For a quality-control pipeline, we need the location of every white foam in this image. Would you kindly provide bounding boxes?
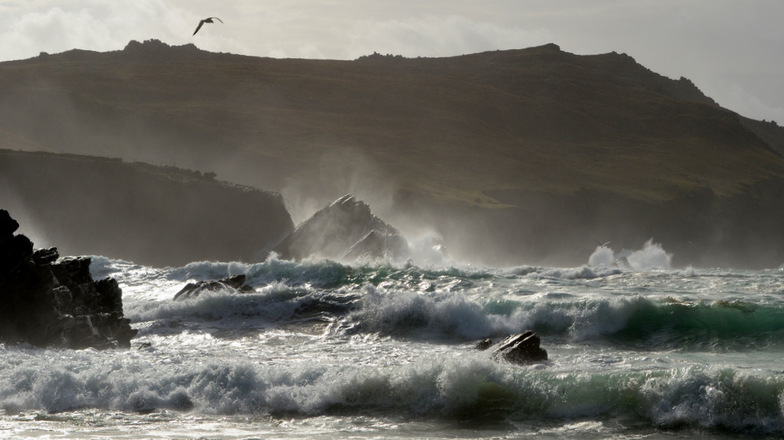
[588,246,615,268]
[353,286,495,340]
[4,345,782,434]
[626,239,672,270]
[588,239,672,270]
[3,254,779,438]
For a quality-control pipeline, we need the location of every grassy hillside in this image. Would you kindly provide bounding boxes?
[2,40,783,267]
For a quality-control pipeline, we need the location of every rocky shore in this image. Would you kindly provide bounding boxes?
[0,209,136,349]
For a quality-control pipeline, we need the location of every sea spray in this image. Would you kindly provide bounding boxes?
[626,239,672,270]
[588,239,671,270]
[30,254,779,438]
[351,286,497,340]
[588,245,615,268]
[108,259,784,350]
[4,347,784,434]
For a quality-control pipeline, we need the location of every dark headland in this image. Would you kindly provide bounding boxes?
[1,39,784,268]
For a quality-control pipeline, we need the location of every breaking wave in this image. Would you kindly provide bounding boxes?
[2,348,783,434]
[346,289,784,349]
[5,250,784,437]
[94,254,784,351]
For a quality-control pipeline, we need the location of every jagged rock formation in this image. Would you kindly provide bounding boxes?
[173,274,252,301]
[492,331,548,364]
[121,39,202,60]
[475,331,548,364]
[0,209,136,349]
[276,195,409,261]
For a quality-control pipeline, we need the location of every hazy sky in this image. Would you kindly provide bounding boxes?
[1,0,782,123]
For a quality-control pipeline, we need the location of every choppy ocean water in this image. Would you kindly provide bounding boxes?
[2,244,784,439]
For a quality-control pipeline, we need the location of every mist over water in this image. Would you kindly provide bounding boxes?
[281,149,400,225]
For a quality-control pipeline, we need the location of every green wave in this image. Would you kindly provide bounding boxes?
[613,299,784,349]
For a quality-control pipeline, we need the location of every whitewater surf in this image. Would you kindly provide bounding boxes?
[2,244,784,439]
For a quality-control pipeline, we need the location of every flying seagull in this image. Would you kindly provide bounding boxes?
[193,17,223,36]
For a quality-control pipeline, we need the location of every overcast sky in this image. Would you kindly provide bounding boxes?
[1,0,782,123]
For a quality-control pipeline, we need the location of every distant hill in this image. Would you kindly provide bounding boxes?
[1,39,783,268]
[0,149,293,267]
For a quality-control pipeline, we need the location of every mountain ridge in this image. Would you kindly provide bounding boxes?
[1,40,783,267]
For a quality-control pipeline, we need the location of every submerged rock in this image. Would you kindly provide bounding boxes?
[275,194,409,262]
[476,331,548,364]
[0,209,137,349]
[173,274,252,301]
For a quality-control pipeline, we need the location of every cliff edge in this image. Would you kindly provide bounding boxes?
[0,150,294,267]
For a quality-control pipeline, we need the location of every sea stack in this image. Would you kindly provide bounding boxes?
[275,194,409,262]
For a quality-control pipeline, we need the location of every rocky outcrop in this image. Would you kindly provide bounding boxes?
[476,331,548,364]
[173,274,252,301]
[275,195,409,262]
[0,209,136,349]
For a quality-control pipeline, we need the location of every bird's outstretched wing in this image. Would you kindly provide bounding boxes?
[193,20,205,35]
[193,17,223,35]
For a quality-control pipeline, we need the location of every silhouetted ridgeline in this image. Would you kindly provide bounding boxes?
[0,150,293,267]
[2,40,784,267]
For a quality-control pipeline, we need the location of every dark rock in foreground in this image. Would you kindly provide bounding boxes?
[275,194,409,262]
[173,274,252,301]
[0,209,136,349]
[476,331,548,364]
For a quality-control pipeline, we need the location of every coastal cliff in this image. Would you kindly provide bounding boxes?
[2,40,784,267]
[0,149,293,267]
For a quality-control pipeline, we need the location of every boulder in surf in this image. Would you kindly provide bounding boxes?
[476,331,548,364]
[173,274,252,301]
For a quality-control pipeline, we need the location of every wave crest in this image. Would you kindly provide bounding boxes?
[3,351,784,434]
